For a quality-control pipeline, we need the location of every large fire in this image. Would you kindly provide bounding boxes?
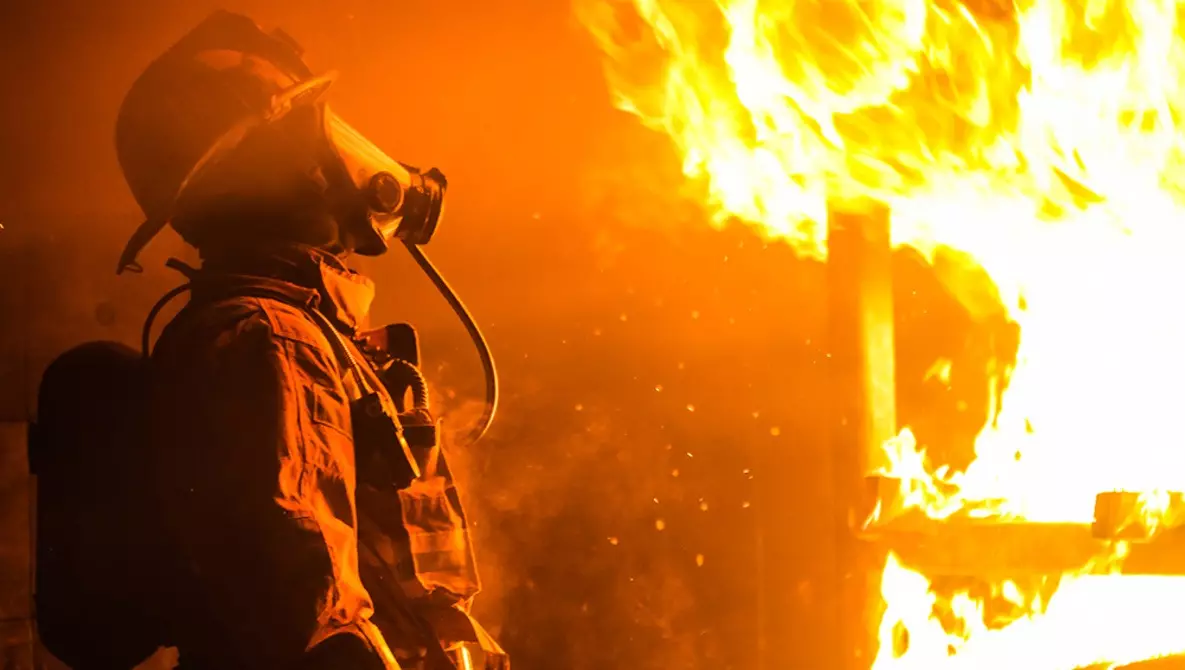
[578,0,1185,667]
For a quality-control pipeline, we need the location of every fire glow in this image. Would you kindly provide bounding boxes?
[579,0,1185,666]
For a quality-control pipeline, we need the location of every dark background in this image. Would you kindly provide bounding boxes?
[0,1,1005,668]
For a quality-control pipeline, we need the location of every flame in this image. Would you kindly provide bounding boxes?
[875,550,1185,668]
[579,0,1185,666]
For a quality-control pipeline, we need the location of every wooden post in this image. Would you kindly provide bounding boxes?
[827,199,896,670]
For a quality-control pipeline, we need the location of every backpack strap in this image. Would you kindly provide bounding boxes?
[141,282,195,359]
[141,257,375,396]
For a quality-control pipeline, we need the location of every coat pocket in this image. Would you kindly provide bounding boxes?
[397,475,482,601]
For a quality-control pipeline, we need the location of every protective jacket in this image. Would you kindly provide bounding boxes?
[146,244,504,669]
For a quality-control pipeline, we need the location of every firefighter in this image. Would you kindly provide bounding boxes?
[112,11,505,670]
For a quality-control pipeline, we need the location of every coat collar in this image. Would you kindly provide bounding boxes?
[191,244,375,334]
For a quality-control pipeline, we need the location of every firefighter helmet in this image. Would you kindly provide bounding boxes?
[114,11,446,274]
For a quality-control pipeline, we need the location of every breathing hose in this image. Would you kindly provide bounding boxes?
[402,241,499,445]
[387,357,430,410]
[141,282,193,358]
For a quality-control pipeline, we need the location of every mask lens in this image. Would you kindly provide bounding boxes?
[367,172,403,214]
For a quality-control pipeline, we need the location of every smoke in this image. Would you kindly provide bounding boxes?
[380,217,829,669]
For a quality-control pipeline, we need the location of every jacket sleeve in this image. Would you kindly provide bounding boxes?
[163,301,386,667]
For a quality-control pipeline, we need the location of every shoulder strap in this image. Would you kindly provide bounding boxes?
[141,282,196,358]
[141,267,375,396]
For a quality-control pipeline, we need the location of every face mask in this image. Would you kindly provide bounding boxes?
[322,109,447,256]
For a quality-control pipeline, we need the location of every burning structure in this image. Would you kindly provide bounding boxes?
[580,0,1185,668]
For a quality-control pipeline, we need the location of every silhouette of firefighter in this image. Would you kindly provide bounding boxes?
[29,11,505,670]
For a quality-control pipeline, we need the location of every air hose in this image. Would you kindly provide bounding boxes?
[402,241,499,445]
[386,358,431,411]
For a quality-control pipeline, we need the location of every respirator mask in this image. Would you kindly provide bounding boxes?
[320,110,447,256]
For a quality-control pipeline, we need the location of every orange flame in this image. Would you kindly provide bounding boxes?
[580,0,1185,666]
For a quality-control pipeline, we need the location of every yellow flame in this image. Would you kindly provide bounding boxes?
[580,0,1185,666]
[876,551,1185,668]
